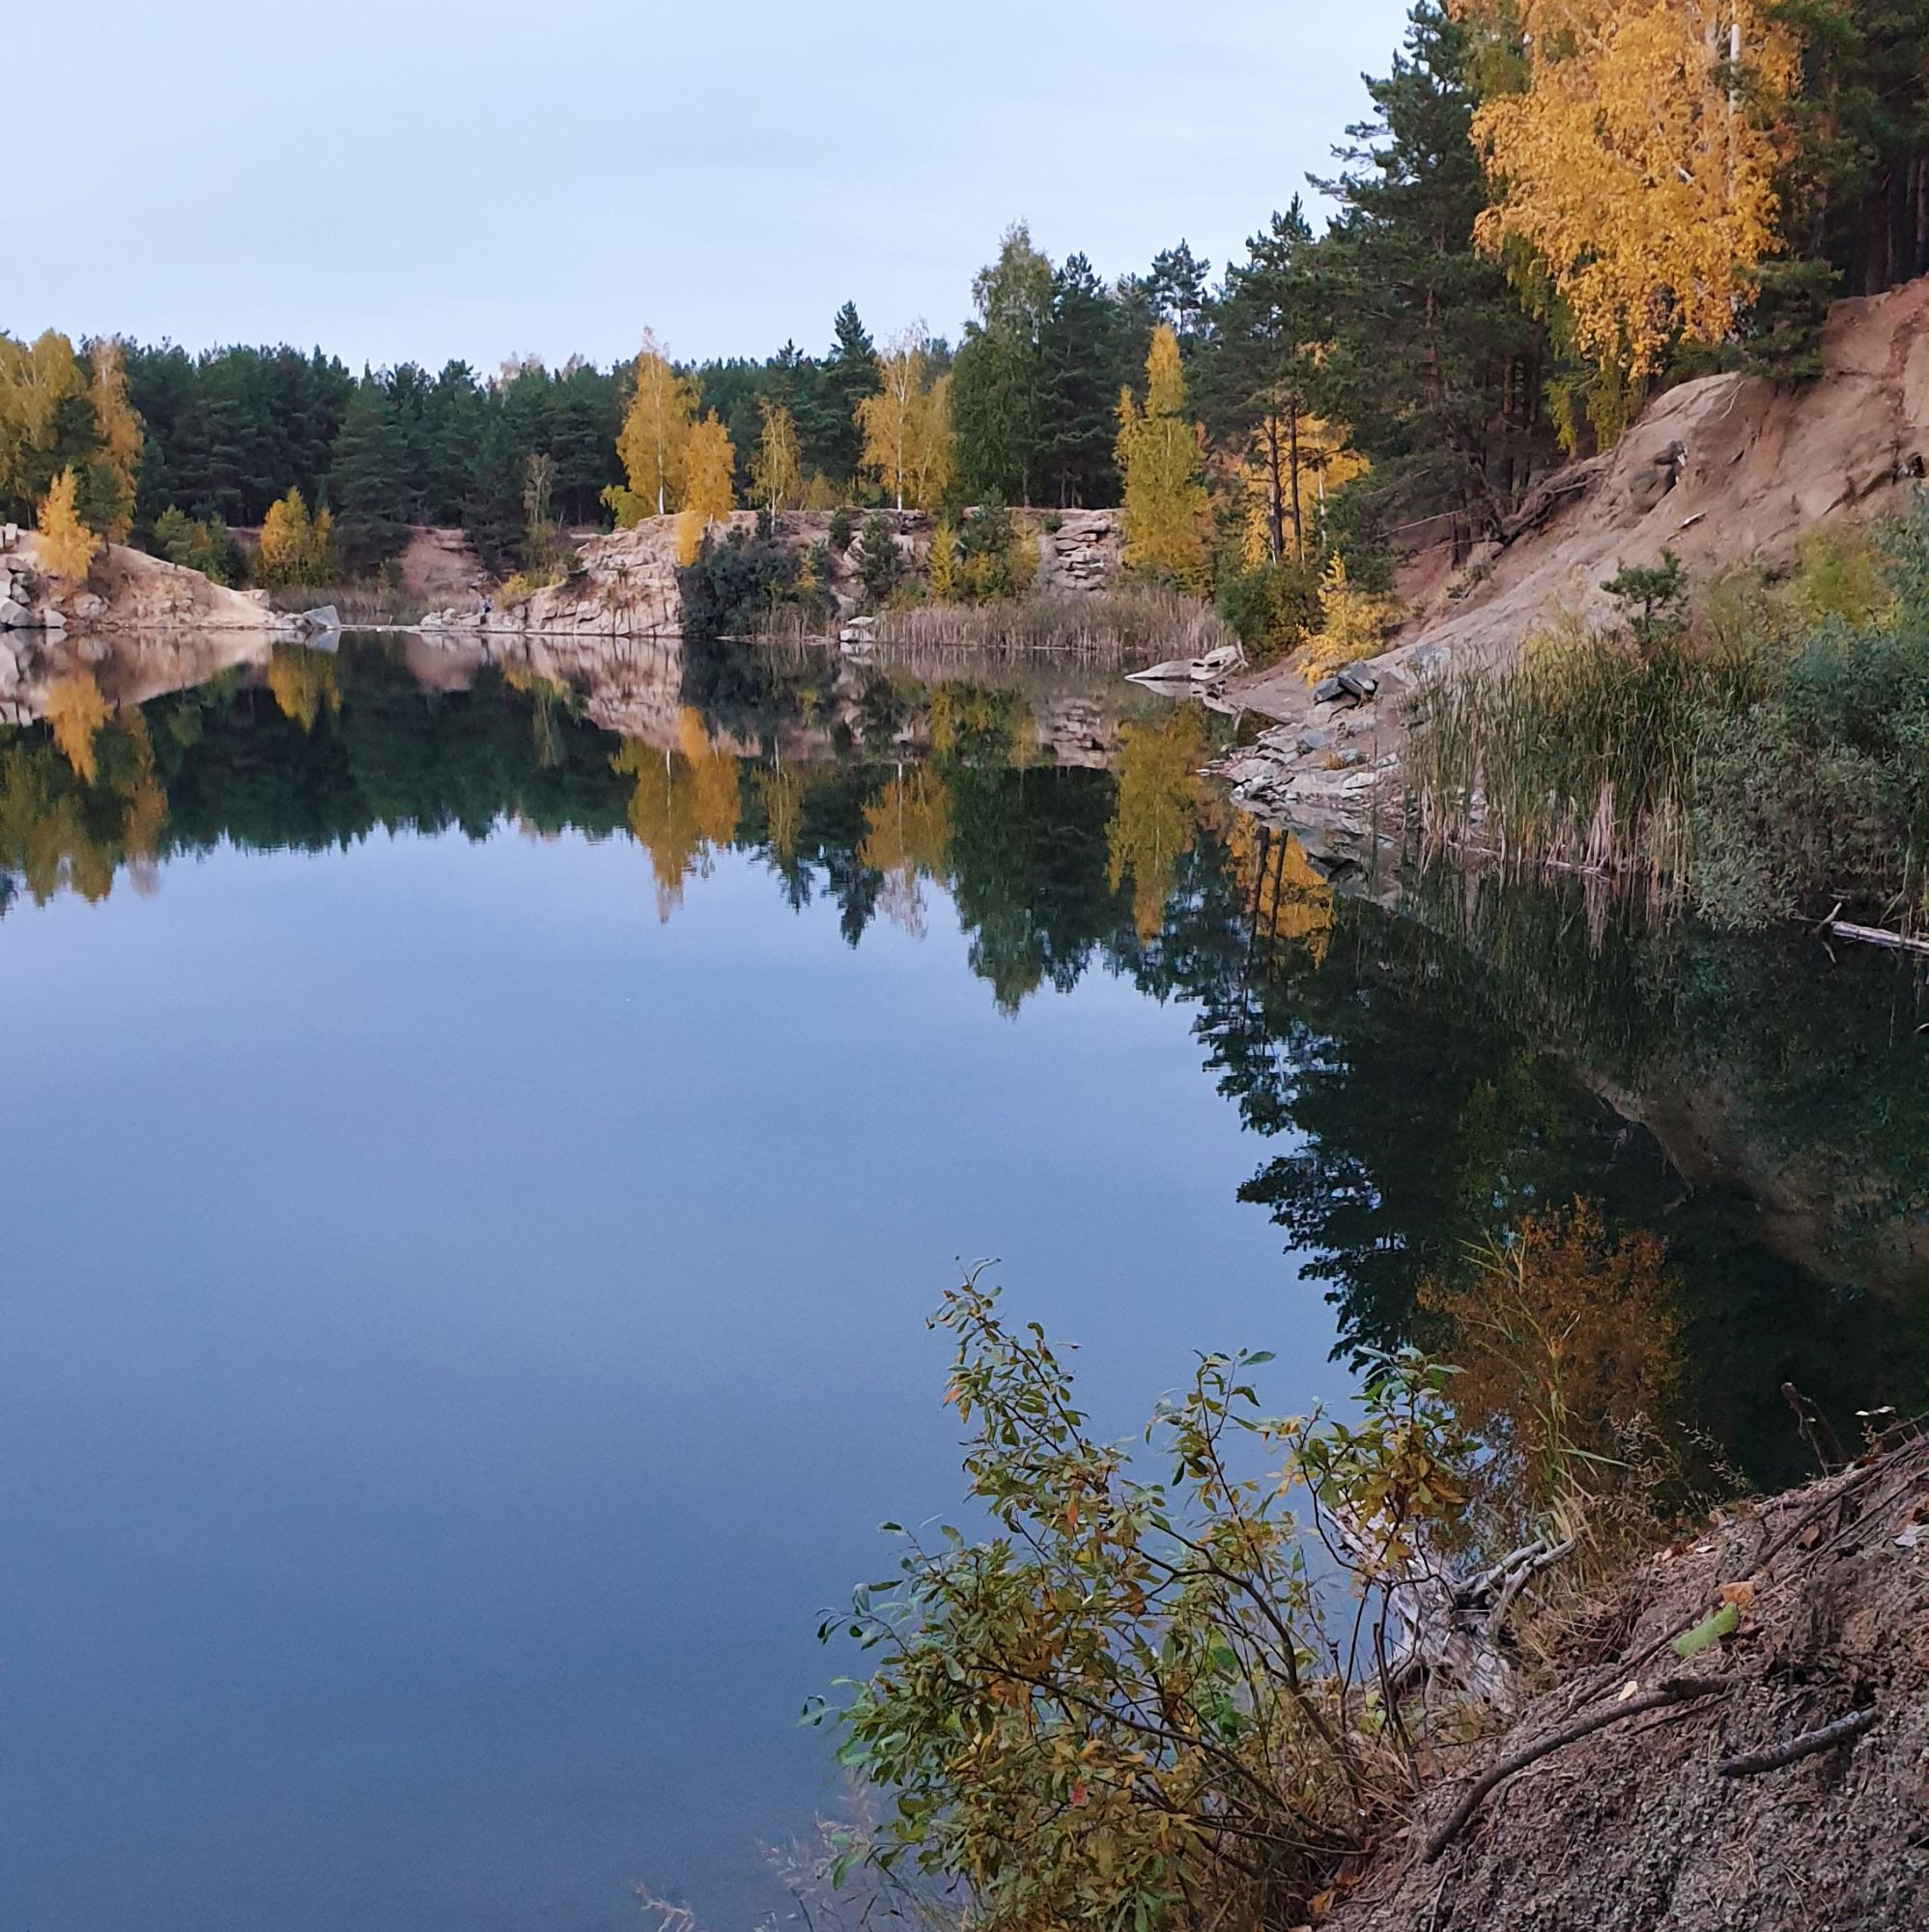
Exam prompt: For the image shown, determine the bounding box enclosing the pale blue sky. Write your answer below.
[20,1,1413,370]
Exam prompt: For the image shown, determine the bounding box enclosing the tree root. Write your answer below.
[1716,1707,1878,1777]
[1423,1676,1733,1863]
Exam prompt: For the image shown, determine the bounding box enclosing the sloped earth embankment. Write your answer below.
[1338,1438,1929,1931]
[1221,273,1929,837]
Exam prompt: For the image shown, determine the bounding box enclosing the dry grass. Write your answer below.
[766,586,1235,664]
[1405,615,1770,900]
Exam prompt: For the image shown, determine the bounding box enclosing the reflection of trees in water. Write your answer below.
[614,709,742,922]
[3,637,1924,1480]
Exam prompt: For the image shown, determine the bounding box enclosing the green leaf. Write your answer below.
[1672,1603,1739,1658]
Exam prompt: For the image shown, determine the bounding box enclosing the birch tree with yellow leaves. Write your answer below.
[1115,326,1208,589]
[616,330,698,517]
[858,325,952,512]
[86,337,143,542]
[676,412,737,565]
[36,469,99,583]
[1240,413,1368,571]
[1456,0,1796,420]
[751,397,804,520]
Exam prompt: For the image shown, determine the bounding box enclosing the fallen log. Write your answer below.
[1817,912,1929,957]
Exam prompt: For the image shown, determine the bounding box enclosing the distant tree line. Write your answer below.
[4,1,1926,642]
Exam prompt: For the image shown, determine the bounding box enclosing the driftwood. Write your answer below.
[1716,1707,1877,1777]
[1423,1676,1733,1862]
[1816,907,1929,957]
[1333,1511,1574,1714]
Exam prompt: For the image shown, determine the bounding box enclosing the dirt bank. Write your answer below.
[0,529,315,638]
[1339,1436,1929,1931]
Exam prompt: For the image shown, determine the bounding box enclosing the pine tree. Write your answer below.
[1316,3,1552,543]
[1040,254,1124,507]
[328,375,410,575]
[1202,201,1325,562]
[1144,241,1213,350]
[800,302,879,486]
[951,224,1055,505]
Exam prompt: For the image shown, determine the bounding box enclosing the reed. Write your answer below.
[1406,619,1769,901]
[763,585,1236,664]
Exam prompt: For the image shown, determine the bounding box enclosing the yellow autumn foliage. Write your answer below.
[258,487,336,585]
[613,707,741,921]
[616,330,698,517]
[1117,327,1208,590]
[859,329,953,513]
[859,768,952,937]
[0,330,88,511]
[1221,814,1334,965]
[1241,414,1368,569]
[1458,0,1795,393]
[1106,707,1208,940]
[676,412,737,565]
[1298,553,1401,683]
[43,668,112,782]
[86,337,143,543]
[36,468,100,583]
[266,643,343,731]
[751,398,804,518]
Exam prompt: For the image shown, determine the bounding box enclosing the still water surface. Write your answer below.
[2,633,1924,1928]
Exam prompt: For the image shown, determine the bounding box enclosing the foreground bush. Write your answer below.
[815,1278,1481,1931]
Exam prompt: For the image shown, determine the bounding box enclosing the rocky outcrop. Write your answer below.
[0,526,316,637]
[1219,271,1929,837]
[420,514,693,641]
[417,505,1127,640]
[1036,509,1121,592]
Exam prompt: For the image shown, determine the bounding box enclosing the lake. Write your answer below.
[3,631,1925,1930]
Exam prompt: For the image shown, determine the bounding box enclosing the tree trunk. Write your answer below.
[1287,401,1304,563]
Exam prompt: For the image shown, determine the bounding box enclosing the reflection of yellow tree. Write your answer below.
[1106,708,1208,939]
[927,684,1035,767]
[1419,1197,1684,1520]
[756,762,805,867]
[43,668,112,781]
[118,709,167,892]
[613,707,741,921]
[266,644,343,732]
[501,659,570,768]
[0,744,117,902]
[1222,813,1333,966]
[859,767,952,936]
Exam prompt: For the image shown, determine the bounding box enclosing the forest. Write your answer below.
[5,1,1929,654]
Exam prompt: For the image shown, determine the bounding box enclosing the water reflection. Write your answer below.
[2,627,1925,1490]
